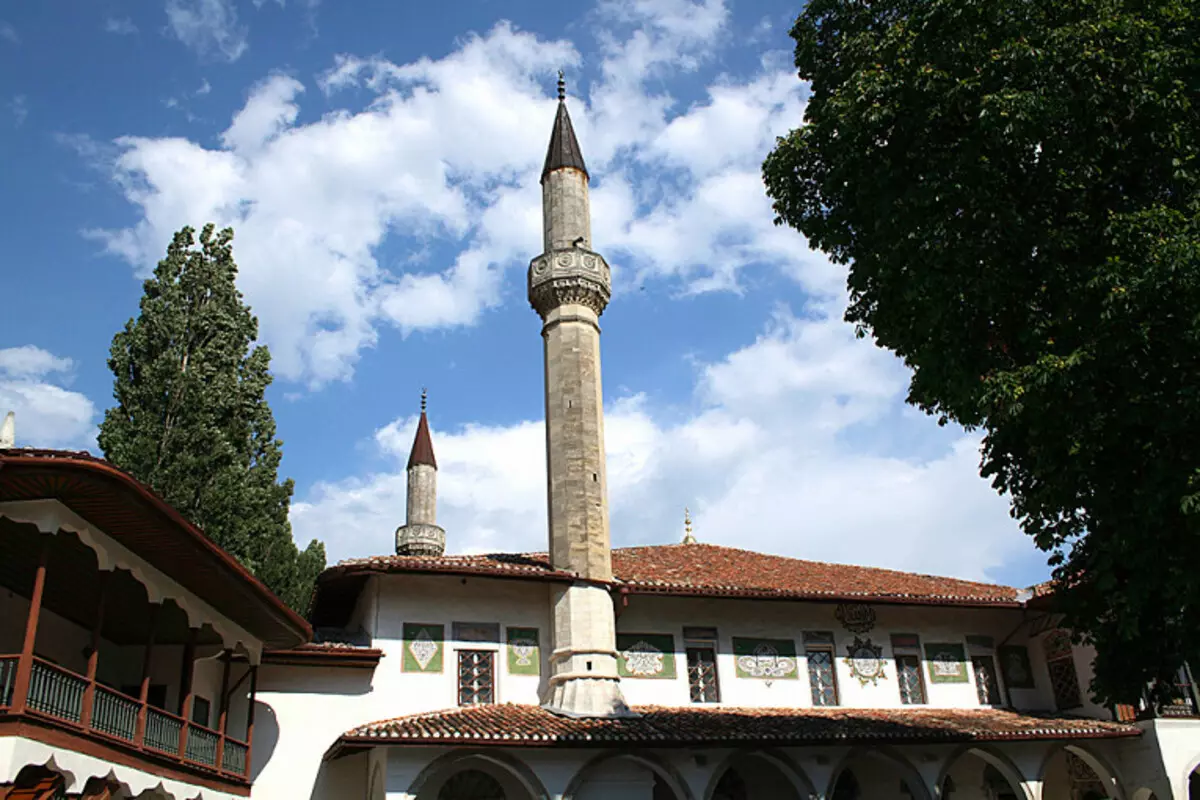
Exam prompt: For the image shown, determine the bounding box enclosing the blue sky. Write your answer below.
[0,0,1051,587]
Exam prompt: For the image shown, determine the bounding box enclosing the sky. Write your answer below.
[0,0,1053,588]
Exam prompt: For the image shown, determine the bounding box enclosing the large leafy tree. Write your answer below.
[99,224,325,614]
[764,0,1199,704]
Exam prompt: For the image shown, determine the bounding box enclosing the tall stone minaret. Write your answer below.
[395,390,446,557]
[530,73,630,718]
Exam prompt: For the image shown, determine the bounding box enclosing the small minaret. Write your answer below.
[530,73,630,718]
[395,390,446,557]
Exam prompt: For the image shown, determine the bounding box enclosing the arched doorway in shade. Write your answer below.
[409,751,545,800]
[1041,746,1125,800]
[939,745,1030,800]
[707,752,810,800]
[827,749,930,800]
[563,752,691,800]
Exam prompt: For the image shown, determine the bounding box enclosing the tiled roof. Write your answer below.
[328,543,1020,607]
[334,704,1138,751]
[542,99,588,181]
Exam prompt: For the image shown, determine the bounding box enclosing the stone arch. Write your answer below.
[407,749,549,800]
[826,746,933,800]
[1038,743,1127,800]
[562,751,695,800]
[702,748,817,800]
[1181,752,1200,797]
[935,744,1033,800]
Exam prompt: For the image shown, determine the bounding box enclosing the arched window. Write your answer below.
[438,769,506,800]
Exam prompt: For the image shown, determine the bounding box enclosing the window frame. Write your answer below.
[891,633,927,706]
[803,631,840,707]
[456,649,497,707]
[683,626,721,704]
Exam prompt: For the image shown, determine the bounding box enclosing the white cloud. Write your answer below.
[165,0,248,62]
[292,307,1030,583]
[0,347,96,449]
[104,17,139,35]
[87,0,811,386]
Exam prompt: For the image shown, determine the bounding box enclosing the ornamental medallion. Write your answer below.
[401,623,444,673]
[844,636,887,686]
[622,641,665,676]
[835,603,877,634]
[736,645,797,679]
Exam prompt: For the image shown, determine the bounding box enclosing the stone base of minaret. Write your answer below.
[541,584,636,718]
[395,522,445,556]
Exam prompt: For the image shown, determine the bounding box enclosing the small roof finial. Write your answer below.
[557,69,566,102]
[420,387,428,414]
[682,506,697,545]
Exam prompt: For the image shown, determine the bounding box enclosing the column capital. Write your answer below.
[528,247,611,320]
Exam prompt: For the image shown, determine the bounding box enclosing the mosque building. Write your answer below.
[0,76,1197,800]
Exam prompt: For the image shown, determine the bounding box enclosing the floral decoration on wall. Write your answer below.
[506,627,540,676]
[844,636,888,685]
[616,633,677,679]
[732,638,799,680]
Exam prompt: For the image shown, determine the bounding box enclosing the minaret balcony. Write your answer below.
[528,247,612,319]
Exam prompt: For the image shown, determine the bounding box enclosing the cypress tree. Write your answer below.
[99,224,325,613]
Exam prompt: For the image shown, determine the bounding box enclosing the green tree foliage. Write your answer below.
[764,0,1199,704]
[99,224,325,614]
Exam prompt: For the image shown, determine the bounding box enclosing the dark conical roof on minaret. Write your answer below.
[407,389,437,470]
[541,70,588,184]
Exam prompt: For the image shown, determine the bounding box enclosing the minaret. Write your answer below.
[395,390,446,557]
[529,73,630,718]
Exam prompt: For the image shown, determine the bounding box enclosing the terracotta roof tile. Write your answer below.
[328,543,1020,607]
[336,704,1137,750]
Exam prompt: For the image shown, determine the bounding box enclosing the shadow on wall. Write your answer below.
[250,700,280,784]
[261,666,377,696]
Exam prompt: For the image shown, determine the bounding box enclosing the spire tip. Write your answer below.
[682,506,697,544]
[556,69,566,102]
[420,387,428,413]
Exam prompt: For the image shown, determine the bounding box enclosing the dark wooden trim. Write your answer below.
[134,603,160,744]
[177,626,198,756]
[0,715,251,796]
[244,666,257,779]
[216,652,231,769]
[81,570,110,729]
[0,450,311,647]
[259,647,384,669]
[10,536,51,715]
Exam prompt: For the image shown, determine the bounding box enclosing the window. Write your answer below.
[1044,630,1082,710]
[972,656,1002,705]
[457,650,495,706]
[892,634,926,705]
[804,632,839,706]
[191,696,212,727]
[686,647,720,702]
[684,627,721,703]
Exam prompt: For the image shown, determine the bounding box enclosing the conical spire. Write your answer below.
[407,388,437,470]
[541,70,588,183]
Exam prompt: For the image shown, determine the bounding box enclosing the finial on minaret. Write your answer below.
[420,387,428,413]
[557,70,566,101]
[682,507,697,544]
[0,411,13,448]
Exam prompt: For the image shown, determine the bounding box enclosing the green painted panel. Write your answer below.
[402,623,444,673]
[616,633,677,679]
[733,637,799,680]
[507,627,540,676]
[925,642,969,684]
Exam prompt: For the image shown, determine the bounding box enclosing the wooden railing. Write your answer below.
[0,654,249,783]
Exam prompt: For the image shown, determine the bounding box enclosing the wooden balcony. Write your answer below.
[0,654,250,786]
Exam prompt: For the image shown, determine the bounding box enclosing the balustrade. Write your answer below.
[0,652,251,782]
